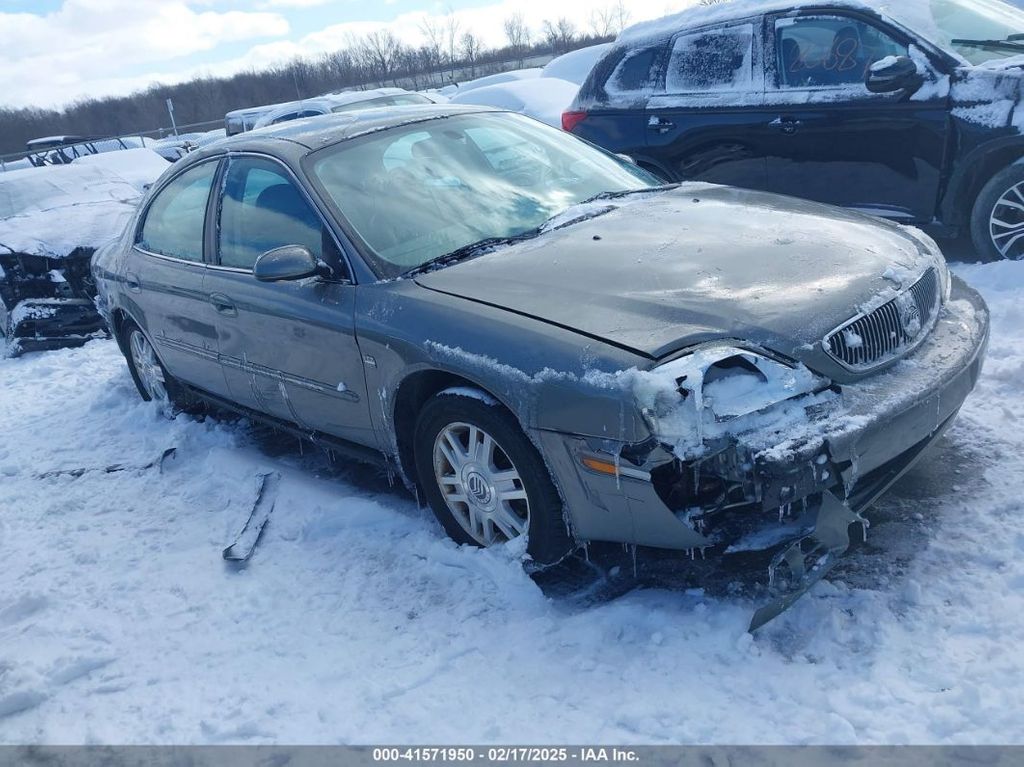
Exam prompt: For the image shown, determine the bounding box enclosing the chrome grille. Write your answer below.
[825,268,939,371]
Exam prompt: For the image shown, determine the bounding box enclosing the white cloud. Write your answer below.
[0,0,289,108]
[210,0,690,74]
[1,0,691,109]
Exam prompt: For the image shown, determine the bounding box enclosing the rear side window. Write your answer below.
[218,157,325,270]
[331,93,431,113]
[776,15,907,88]
[604,46,662,96]
[271,109,323,125]
[138,160,218,262]
[666,24,755,93]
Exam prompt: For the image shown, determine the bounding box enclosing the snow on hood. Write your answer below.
[542,44,613,86]
[0,163,142,258]
[415,184,943,364]
[449,78,580,128]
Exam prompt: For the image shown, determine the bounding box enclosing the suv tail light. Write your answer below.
[561,110,588,133]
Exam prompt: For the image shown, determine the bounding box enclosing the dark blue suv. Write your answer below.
[565,0,1024,260]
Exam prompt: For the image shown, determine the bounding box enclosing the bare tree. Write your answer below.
[612,0,631,32]
[460,31,482,78]
[419,16,445,87]
[503,12,531,67]
[590,2,631,37]
[357,29,403,87]
[542,17,577,55]
[444,9,462,81]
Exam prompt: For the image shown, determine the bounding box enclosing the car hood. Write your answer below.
[413,184,936,367]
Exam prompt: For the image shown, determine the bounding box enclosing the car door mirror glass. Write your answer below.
[866,55,923,94]
[253,245,320,282]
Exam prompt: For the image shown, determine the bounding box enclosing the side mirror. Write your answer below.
[866,55,924,94]
[253,245,320,282]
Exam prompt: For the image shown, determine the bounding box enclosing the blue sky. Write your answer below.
[0,0,678,109]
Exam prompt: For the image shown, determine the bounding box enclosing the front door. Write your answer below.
[644,20,773,189]
[762,11,950,222]
[202,155,375,447]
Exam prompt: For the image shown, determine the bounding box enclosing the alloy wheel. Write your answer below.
[989,181,1024,259]
[129,330,168,405]
[432,421,530,546]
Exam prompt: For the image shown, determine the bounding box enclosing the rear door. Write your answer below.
[644,19,773,189]
[201,154,376,447]
[131,158,229,396]
[762,10,950,221]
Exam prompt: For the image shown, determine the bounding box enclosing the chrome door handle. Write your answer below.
[647,116,675,133]
[769,117,803,134]
[209,293,237,317]
[125,272,141,292]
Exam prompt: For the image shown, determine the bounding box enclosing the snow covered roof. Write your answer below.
[0,163,143,258]
[618,0,928,43]
[451,68,542,95]
[448,78,580,128]
[542,44,613,86]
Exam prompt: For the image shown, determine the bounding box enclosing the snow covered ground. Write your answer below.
[0,255,1022,744]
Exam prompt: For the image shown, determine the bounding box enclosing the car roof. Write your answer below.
[208,103,500,154]
[618,0,890,42]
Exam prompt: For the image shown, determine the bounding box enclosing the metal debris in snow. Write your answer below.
[36,447,178,479]
[223,472,281,563]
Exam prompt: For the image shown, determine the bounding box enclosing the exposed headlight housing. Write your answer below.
[635,343,832,458]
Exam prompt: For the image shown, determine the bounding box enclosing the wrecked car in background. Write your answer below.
[566,0,1024,261]
[92,105,988,628]
[0,161,159,355]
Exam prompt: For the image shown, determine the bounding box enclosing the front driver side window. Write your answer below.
[218,157,327,271]
[776,15,908,89]
[138,160,218,262]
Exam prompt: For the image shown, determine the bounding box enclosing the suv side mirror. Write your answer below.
[866,55,924,94]
[253,245,320,282]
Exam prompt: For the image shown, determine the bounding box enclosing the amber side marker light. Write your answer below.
[581,456,620,476]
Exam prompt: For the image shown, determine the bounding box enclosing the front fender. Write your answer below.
[355,280,654,454]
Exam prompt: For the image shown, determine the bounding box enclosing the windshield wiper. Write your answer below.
[404,231,540,277]
[578,183,679,206]
[951,36,1024,54]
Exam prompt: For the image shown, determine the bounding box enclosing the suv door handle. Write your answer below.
[769,117,803,134]
[209,293,237,317]
[125,272,141,292]
[647,115,675,133]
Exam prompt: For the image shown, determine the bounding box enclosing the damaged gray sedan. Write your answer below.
[92,105,989,628]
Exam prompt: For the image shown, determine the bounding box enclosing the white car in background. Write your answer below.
[251,88,436,130]
[0,161,155,355]
[448,77,580,128]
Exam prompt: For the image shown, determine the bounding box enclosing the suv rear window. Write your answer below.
[666,24,755,93]
[604,46,663,95]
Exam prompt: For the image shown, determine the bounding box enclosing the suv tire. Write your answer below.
[971,163,1024,261]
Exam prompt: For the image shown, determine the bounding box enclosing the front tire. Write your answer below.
[413,389,572,564]
[971,163,1024,261]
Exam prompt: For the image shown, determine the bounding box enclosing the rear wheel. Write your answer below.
[971,163,1024,260]
[413,389,572,564]
[122,321,191,412]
